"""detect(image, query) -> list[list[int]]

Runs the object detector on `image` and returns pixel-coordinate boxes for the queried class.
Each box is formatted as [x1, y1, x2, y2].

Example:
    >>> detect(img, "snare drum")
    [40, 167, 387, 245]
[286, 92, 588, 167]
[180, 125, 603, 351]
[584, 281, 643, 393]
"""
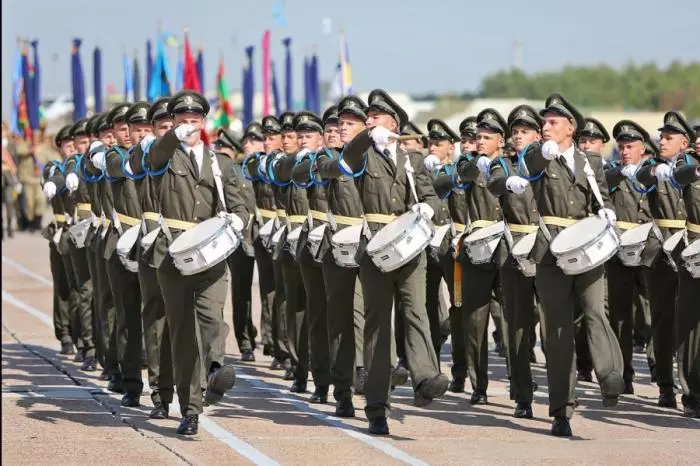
[662, 229, 686, 271]
[511, 231, 537, 277]
[271, 225, 285, 250]
[463, 221, 505, 264]
[681, 239, 700, 278]
[258, 217, 276, 250]
[69, 218, 92, 248]
[307, 223, 327, 260]
[331, 225, 362, 268]
[168, 216, 241, 276]
[366, 211, 434, 272]
[617, 222, 652, 267]
[429, 224, 451, 249]
[116, 224, 140, 273]
[286, 226, 302, 253]
[140, 227, 160, 268]
[549, 217, 619, 275]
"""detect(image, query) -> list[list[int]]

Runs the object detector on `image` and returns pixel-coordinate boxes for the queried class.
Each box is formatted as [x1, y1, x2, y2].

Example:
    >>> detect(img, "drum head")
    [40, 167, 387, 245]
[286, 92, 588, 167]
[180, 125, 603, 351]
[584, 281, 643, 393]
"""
[141, 227, 160, 245]
[620, 223, 652, 246]
[465, 221, 505, 241]
[550, 217, 607, 254]
[169, 217, 225, 254]
[333, 225, 362, 244]
[430, 224, 451, 248]
[681, 238, 700, 259]
[512, 231, 537, 256]
[367, 212, 417, 252]
[259, 218, 275, 235]
[309, 223, 327, 239]
[287, 226, 302, 240]
[116, 224, 140, 252]
[662, 229, 685, 253]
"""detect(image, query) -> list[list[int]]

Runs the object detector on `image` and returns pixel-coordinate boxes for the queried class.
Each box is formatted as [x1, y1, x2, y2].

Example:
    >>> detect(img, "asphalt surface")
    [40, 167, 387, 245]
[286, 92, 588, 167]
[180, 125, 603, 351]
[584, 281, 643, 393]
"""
[2, 229, 698, 465]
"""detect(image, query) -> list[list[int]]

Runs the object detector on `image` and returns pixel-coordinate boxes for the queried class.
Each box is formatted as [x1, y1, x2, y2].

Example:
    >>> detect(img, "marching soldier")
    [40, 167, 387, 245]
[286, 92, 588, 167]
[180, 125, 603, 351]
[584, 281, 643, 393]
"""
[280, 112, 299, 154]
[323, 105, 342, 150]
[635, 111, 695, 410]
[602, 120, 654, 394]
[127, 98, 175, 419]
[487, 104, 543, 418]
[218, 128, 259, 361]
[146, 90, 247, 435]
[15, 134, 44, 232]
[519, 93, 624, 436]
[399, 120, 429, 154]
[314, 89, 449, 435]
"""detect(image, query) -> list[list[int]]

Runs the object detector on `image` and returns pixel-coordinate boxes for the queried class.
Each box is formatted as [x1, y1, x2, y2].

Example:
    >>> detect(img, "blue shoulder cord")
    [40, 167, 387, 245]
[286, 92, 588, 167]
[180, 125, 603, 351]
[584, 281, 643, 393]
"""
[141, 140, 169, 177]
[268, 153, 291, 187]
[309, 148, 334, 187]
[669, 153, 693, 191]
[338, 149, 367, 179]
[451, 153, 473, 190]
[123, 145, 146, 180]
[241, 152, 264, 182]
[54, 159, 68, 193]
[103, 146, 123, 182]
[516, 144, 545, 182]
[292, 152, 315, 189]
[81, 151, 105, 183]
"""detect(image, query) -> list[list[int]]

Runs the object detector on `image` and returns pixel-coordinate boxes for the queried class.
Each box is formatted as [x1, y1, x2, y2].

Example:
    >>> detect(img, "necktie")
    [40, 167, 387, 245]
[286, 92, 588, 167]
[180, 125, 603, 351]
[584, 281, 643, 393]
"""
[189, 150, 199, 178]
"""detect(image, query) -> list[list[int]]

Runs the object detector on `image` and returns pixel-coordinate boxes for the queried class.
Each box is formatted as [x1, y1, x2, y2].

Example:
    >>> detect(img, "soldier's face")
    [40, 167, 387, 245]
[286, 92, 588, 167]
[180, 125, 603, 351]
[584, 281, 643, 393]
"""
[153, 119, 173, 137]
[542, 113, 575, 144]
[428, 139, 453, 161]
[60, 140, 76, 158]
[298, 131, 324, 152]
[174, 113, 204, 146]
[282, 131, 298, 153]
[461, 136, 476, 153]
[112, 122, 130, 146]
[264, 133, 282, 153]
[616, 140, 645, 165]
[578, 136, 605, 154]
[243, 136, 265, 155]
[366, 110, 397, 132]
[400, 139, 422, 153]
[476, 129, 503, 157]
[695, 135, 699, 153]
[659, 131, 688, 159]
[74, 135, 90, 155]
[324, 124, 341, 148]
[339, 115, 365, 143]
[99, 129, 115, 146]
[128, 123, 153, 145]
[510, 125, 540, 152]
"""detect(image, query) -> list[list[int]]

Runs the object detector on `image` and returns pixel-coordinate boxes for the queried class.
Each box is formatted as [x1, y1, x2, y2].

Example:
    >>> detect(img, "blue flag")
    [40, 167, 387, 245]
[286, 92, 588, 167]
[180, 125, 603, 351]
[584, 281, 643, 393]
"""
[93, 47, 103, 112]
[10, 46, 21, 136]
[147, 35, 173, 101]
[310, 54, 320, 114]
[271, 61, 281, 117]
[22, 44, 40, 131]
[283, 37, 292, 111]
[123, 53, 133, 102]
[196, 50, 204, 95]
[30, 40, 41, 113]
[146, 40, 153, 102]
[71, 38, 87, 121]
[243, 46, 255, 127]
[303, 56, 310, 111]
[133, 56, 141, 102]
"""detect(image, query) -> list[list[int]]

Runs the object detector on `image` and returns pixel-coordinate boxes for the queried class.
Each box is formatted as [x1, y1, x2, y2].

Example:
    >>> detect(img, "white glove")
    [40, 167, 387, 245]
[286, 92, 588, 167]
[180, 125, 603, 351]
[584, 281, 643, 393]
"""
[140, 134, 156, 151]
[65, 172, 79, 192]
[620, 164, 638, 180]
[370, 126, 398, 146]
[296, 148, 311, 160]
[226, 213, 245, 232]
[411, 202, 434, 220]
[174, 124, 197, 141]
[43, 181, 57, 200]
[15, 183, 22, 194]
[505, 176, 530, 194]
[91, 151, 106, 170]
[476, 155, 491, 174]
[258, 154, 269, 174]
[654, 163, 672, 182]
[89, 141, 103, 152]
[423, 154, 441, 172]
[541, 140, 560, 160]
[598, 208, 617, 223]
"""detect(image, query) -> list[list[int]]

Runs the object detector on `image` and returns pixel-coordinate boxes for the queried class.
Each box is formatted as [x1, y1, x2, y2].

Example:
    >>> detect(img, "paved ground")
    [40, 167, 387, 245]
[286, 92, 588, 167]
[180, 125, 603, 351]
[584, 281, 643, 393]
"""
[2, 230, 698, 465]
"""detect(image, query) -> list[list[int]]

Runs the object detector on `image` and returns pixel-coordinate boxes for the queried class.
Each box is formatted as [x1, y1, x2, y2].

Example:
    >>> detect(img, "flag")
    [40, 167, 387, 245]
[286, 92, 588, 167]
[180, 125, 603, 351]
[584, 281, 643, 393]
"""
[262, 30, 271, 116]
[22, 42, 39, 132]
[148, 34, 172, 101]
[123, 53, 133, 102]
[243, 46, 254, 127]
[164, 34, 179, 48]
[182, 32, 201, 92]
[339, 32, 352, 96]
[30, 40, 41, 115]
[303, 56, 310, 110]
[214, 56, 233, 129]
[71, 38, 87, 122]
[175, 46, 183, 91]
[146, 40, 153, 101]
[310, 53, 320, 114]
[271, 61, 281, 117]
[196, 49, 204, 94]
[283, 37, 292, 111]
[10, 44, 22, 136]
[93, 47, 103, 112]
[133, 55, 141, 101]
[272, 0, 286, 26]
[18, 42, 32, 139]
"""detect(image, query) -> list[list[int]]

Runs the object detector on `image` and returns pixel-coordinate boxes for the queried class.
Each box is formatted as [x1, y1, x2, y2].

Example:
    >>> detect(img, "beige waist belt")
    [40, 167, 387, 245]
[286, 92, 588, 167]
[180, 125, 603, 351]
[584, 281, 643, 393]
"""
[364, 213, 396, 224]
[687, 222, 700, 234]
[616, 221, 642, 231]
[333, 214, 363, 226]
[470, 219, 497, 230]
[654, 218, 686, 229]
[259, 209, 276, 219]
[309, 210, 327, 222]
[76, 203, 92, 214]
[508, 223, 538, 234]
[453, 223, 467, 234]
[541, 216, 579, 228]
[117, 212, 141, 227]
[162, 217, 197, 231]
[142, 211, 160, 222]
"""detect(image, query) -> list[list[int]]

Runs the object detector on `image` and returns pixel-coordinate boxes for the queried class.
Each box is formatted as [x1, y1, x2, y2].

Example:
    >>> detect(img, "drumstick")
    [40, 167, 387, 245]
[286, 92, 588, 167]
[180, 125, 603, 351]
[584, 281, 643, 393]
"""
[388, 135, 425, 142]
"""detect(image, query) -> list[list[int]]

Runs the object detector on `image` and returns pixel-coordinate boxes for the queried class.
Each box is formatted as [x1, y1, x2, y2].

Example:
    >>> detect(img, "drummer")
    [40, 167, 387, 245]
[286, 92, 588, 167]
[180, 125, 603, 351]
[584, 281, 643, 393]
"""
[519, 93, 624, 437]
[280, 112, 299, 153]
[602, 120, 654, 395]
[145, 90, 249, 435]
[635, 111, 694, 411]
[323, 105, 342, 151]
[99, 102, 147, 409]
[399, 120, 429, 154]
[670, 156, 700, 419]
[448, 108, 508, 406]
[314, 88, 449, 435]
[217, 128, 259, 362]
[127, 97, 175, 420]
[486, 104, 543, 418]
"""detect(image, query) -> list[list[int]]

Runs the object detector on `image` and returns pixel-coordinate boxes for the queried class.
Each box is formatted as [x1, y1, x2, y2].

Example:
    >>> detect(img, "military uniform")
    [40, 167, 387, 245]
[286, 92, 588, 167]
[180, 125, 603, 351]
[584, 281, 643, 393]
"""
[146, 90, 248, 435]
[603, 121, 654, 393]
[15, 140, 44, 231]
[521, 94, 624, 436]
[317, 89, 448, 435]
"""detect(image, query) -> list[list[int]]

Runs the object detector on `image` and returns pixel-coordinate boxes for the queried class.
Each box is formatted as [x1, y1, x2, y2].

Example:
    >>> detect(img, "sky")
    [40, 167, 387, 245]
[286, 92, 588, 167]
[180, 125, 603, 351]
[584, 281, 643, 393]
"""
[2, 0, 700, 118]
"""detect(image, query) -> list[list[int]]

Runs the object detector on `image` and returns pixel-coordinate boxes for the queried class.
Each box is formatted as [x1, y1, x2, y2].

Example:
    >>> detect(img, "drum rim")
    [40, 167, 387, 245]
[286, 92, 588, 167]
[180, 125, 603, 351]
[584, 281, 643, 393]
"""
[550, 217, 613, 255]
[366, 212, 431, 254]
[116, 224, 141, 255]
[662, 229, 686, 253]
[169, 218, 234, 255]
[512, 231, 538, 257]
[464, 221, 505, 243]
[681, 238, 700, 258]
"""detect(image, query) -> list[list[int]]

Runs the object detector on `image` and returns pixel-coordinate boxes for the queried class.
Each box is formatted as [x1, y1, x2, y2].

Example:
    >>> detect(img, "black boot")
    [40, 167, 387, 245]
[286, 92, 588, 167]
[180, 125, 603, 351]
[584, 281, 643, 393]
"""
[309, 386, 328, 404]
[149, 402, 169, 419]
[176, 415, 198, 435]
[335, 398, 355, 418]
[514, 402, 533, 419]
[368, 417, 389, 435]
[551, 417, 572, 437]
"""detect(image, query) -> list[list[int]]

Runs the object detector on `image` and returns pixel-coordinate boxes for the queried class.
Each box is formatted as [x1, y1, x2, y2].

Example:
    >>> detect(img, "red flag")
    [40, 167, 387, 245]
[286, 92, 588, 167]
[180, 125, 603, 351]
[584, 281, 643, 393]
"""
[262, 30, 271, 116]
[183, 31, 201, 92]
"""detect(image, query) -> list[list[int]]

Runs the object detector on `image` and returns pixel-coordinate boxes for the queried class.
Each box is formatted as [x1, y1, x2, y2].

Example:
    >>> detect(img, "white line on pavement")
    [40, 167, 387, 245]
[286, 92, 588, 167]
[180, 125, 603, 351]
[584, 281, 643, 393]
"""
[1, 288, 279, 466]
[2, 256, 53, 287]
